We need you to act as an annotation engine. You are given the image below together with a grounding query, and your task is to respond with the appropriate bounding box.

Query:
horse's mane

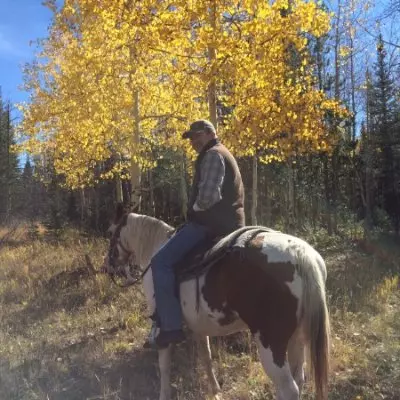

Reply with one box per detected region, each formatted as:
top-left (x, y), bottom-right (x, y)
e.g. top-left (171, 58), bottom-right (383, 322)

top-left (122, 213), bottom-right (174, 268)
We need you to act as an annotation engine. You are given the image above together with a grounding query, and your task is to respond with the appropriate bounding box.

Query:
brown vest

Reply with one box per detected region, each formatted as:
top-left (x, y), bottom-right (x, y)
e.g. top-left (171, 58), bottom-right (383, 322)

top-left (188, 139), bottom-right (245, 236)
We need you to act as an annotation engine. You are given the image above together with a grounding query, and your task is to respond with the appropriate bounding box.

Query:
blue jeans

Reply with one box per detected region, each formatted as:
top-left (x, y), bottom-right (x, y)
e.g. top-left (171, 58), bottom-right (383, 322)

top-left (151, 222), bottom-right (208, 331)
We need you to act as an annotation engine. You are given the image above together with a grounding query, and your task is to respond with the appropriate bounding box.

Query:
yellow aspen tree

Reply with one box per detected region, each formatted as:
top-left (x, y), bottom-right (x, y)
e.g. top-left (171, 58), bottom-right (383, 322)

top-left (18, 0), bottom-right (190, 190)
top-left (155, 0), bottom-right (348, 158)
top-left (219, 0), bottom-right (348, 161)
top-left (18, 0), bottom-right (348, 198)
top-left (160, 0), bottom-right (348, 223)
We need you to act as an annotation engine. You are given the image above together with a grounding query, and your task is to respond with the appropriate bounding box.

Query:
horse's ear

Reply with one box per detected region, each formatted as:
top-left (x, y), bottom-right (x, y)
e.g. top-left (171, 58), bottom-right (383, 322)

top-left (130, 202), bottom-right (140, 213)
top-left (114, 202), bottom-right (125, 223)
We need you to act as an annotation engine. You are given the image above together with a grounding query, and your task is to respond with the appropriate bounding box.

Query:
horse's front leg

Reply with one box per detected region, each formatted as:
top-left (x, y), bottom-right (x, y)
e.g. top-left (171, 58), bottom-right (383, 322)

top-left (158, 346), bottom-right (172, 400)
top-left (196, 335), bottom-right (222, 399)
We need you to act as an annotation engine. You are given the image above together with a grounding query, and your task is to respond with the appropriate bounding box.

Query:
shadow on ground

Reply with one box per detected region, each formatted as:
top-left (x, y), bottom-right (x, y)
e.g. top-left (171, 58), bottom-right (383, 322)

top-left (0, 336), bottom-right (211, 400)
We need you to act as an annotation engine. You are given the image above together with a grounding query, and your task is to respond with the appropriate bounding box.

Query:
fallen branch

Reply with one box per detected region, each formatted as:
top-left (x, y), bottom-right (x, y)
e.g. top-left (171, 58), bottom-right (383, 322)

top-left (85, 254), bottom-right (99, 275)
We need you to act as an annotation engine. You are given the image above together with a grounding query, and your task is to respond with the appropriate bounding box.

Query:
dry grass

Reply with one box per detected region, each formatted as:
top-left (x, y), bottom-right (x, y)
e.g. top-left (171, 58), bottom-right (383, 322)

top-left (0, 223), bottom-right (399, 400)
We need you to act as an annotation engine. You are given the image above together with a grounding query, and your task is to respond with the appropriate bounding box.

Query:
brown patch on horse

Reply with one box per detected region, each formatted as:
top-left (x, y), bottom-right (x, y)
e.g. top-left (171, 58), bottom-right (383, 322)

top-left (247, 234), bottom-right (295, 282)
top-left (202, 244), bottom-right (298, 367)
top-left (249, 233), bottom-right (265, 248)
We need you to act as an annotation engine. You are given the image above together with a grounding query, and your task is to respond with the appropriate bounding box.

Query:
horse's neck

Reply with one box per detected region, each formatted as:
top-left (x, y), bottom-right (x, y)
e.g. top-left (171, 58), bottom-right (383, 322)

top-left (127, 214), bottom-right (171, 268)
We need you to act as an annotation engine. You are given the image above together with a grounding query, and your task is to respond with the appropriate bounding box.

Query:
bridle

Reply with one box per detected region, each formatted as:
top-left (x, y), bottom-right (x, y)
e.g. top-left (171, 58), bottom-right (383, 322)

top-left (106, 231), bottom-right (150, 288)
top-left (104, 217), bottom-right (176, 288)
top-left (104, 225), bottom-right (134, 283)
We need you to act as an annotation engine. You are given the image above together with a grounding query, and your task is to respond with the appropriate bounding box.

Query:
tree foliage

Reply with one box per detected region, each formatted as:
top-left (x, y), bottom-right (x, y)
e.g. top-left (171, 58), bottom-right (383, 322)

top-left (0, 92), bottom-right (19, 220)
top-left (17, 0), bottom-right (347, 188)
top-left (364, 36), bottom-right (400, 232)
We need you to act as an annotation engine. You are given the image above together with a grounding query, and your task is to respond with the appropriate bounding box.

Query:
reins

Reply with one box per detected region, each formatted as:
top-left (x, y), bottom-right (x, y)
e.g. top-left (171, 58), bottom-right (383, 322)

top-left (107, 265), bottom-right (146, 287)
top-left (106, 223), bottom-right (176, 288)
top-left (108, 262), bottom-right (151, 288)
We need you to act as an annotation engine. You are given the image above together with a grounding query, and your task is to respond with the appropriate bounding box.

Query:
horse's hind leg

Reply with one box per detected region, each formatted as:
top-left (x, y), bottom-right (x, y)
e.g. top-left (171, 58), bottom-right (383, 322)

top-left (287, 330), bottom-right (305, 395)
top-left (255, 335), bottom-right (299, 400)
top-left (196, 335), bottom-right (222, 399)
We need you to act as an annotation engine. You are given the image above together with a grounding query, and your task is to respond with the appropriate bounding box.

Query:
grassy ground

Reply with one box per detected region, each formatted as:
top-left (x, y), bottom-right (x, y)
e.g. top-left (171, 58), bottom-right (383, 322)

top-left (0, 223), bottom-right (399, 400)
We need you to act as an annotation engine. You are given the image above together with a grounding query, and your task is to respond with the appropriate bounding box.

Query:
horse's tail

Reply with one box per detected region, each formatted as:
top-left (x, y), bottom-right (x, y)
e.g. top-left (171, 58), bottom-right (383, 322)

top-left (298, 249), bottom-right (330, 400)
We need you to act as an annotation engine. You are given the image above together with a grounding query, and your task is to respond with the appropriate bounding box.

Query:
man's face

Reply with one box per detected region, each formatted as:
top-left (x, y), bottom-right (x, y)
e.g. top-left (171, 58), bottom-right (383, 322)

top-left (190, 131), bottom-right (213, 153)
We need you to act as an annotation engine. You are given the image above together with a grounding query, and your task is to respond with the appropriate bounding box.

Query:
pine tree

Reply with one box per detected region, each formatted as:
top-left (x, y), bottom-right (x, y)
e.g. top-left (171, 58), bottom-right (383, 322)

top-left (369, 36), bottom-right (400, 232)
top-left (20, 158), bottom-right (35, 218)
top-left (0, 90), bottom-right (19, 221)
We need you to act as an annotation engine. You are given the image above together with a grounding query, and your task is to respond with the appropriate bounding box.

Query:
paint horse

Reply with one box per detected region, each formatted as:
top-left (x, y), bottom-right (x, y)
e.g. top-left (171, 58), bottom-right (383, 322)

top-left (104, 209), bottom-right (330, 400)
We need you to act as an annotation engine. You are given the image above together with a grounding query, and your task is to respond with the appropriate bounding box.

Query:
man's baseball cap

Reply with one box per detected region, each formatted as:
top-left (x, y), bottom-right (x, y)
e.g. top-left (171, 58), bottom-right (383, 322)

top-left (182, 120), bottom-right (216, 139)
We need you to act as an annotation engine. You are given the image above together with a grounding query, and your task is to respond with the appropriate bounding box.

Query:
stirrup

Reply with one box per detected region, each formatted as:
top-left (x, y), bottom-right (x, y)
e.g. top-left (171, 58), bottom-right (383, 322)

top-left (143, 315), bottom-right (159, 349)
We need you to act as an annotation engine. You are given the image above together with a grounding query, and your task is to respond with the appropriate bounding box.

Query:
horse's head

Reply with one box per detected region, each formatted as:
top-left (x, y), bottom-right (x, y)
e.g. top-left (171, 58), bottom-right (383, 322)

top-left (102, 204), bottom-right (139, 286)
top-left (103, 205), bottom-right (175, 286)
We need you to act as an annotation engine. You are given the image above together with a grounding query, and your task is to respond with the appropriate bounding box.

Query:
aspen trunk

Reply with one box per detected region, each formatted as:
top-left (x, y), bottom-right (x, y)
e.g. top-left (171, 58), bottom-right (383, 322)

top-left (93, 187), bottom-right (100, 231)
top-left (180, 154), bottom-right (188, 219)
top-left (208, 0), bottom-right (218, 127)
top-left (287, 161), bottom-right (295, 233)
top-left (251, 155), bottom-right (258, 225)
top-left (323, 157), bottom-right (333, 235)
top-left (116, 178), bottom-right (123, 203)
top-left (364, 75), bottom-right (373, 238)
top-left (264, 166), bottom-right (272, 226)
top-left (334, 0), bottom-right (341, 101)
top-left (80, 188), bottom-right (86, 224)
top-left (148, 168), bottom-right (155, 217)
top-left (131, 90), bottom-right (141, 209)
top-left (332, 154), bottom-right (339, 234)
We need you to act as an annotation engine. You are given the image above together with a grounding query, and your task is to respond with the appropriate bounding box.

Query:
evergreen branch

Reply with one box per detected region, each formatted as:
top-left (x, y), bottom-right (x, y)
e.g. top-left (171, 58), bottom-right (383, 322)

top-left (355, 20), bottom-right (400, 49)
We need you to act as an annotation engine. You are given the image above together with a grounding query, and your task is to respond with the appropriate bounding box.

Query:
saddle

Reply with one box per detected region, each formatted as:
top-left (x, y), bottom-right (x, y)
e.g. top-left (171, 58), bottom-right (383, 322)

top-left (174, 226), bottom-right (276, 283)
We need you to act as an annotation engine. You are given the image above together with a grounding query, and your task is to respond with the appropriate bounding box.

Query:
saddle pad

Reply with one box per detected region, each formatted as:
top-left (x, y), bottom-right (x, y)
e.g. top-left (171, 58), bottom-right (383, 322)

top-left (177, 226), bottom-right (277, 282)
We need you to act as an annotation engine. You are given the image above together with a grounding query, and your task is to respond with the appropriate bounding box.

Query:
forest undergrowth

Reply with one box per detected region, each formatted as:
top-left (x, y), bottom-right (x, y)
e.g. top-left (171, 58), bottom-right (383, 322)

top-left (0, 223), bottom-right (398, 400)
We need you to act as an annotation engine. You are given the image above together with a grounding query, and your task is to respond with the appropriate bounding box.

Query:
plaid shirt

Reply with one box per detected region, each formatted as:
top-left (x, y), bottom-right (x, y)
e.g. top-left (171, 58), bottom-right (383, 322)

top-left (193, 150), bottom-right (225, 211)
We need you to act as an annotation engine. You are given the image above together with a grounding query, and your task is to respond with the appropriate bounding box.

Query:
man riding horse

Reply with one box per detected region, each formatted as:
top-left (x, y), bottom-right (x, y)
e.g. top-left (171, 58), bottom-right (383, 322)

top-left (150, 119), bottom-right (245, 348)
top-left (104, 152), bottom-right (330, 399)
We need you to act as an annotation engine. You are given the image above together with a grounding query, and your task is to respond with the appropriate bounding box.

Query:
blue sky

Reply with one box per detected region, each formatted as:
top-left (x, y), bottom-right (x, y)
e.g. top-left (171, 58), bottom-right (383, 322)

top-left (0, 0), bottom-right (396, 125)
top-left (0, 1), bottom-right (53, 111)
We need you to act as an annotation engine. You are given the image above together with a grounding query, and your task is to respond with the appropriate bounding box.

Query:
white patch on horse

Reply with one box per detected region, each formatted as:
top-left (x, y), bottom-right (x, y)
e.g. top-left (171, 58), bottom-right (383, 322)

top-left (255, 333), bottom-right (300, 400)
top-left (179, 277), bottom-right (245, 337)
top-left (126, 213), bottom-right (172, 269)
top-left (258, 232), bottom-right (298, 264)
top-left (286, 270), bottom-right (303, 319)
